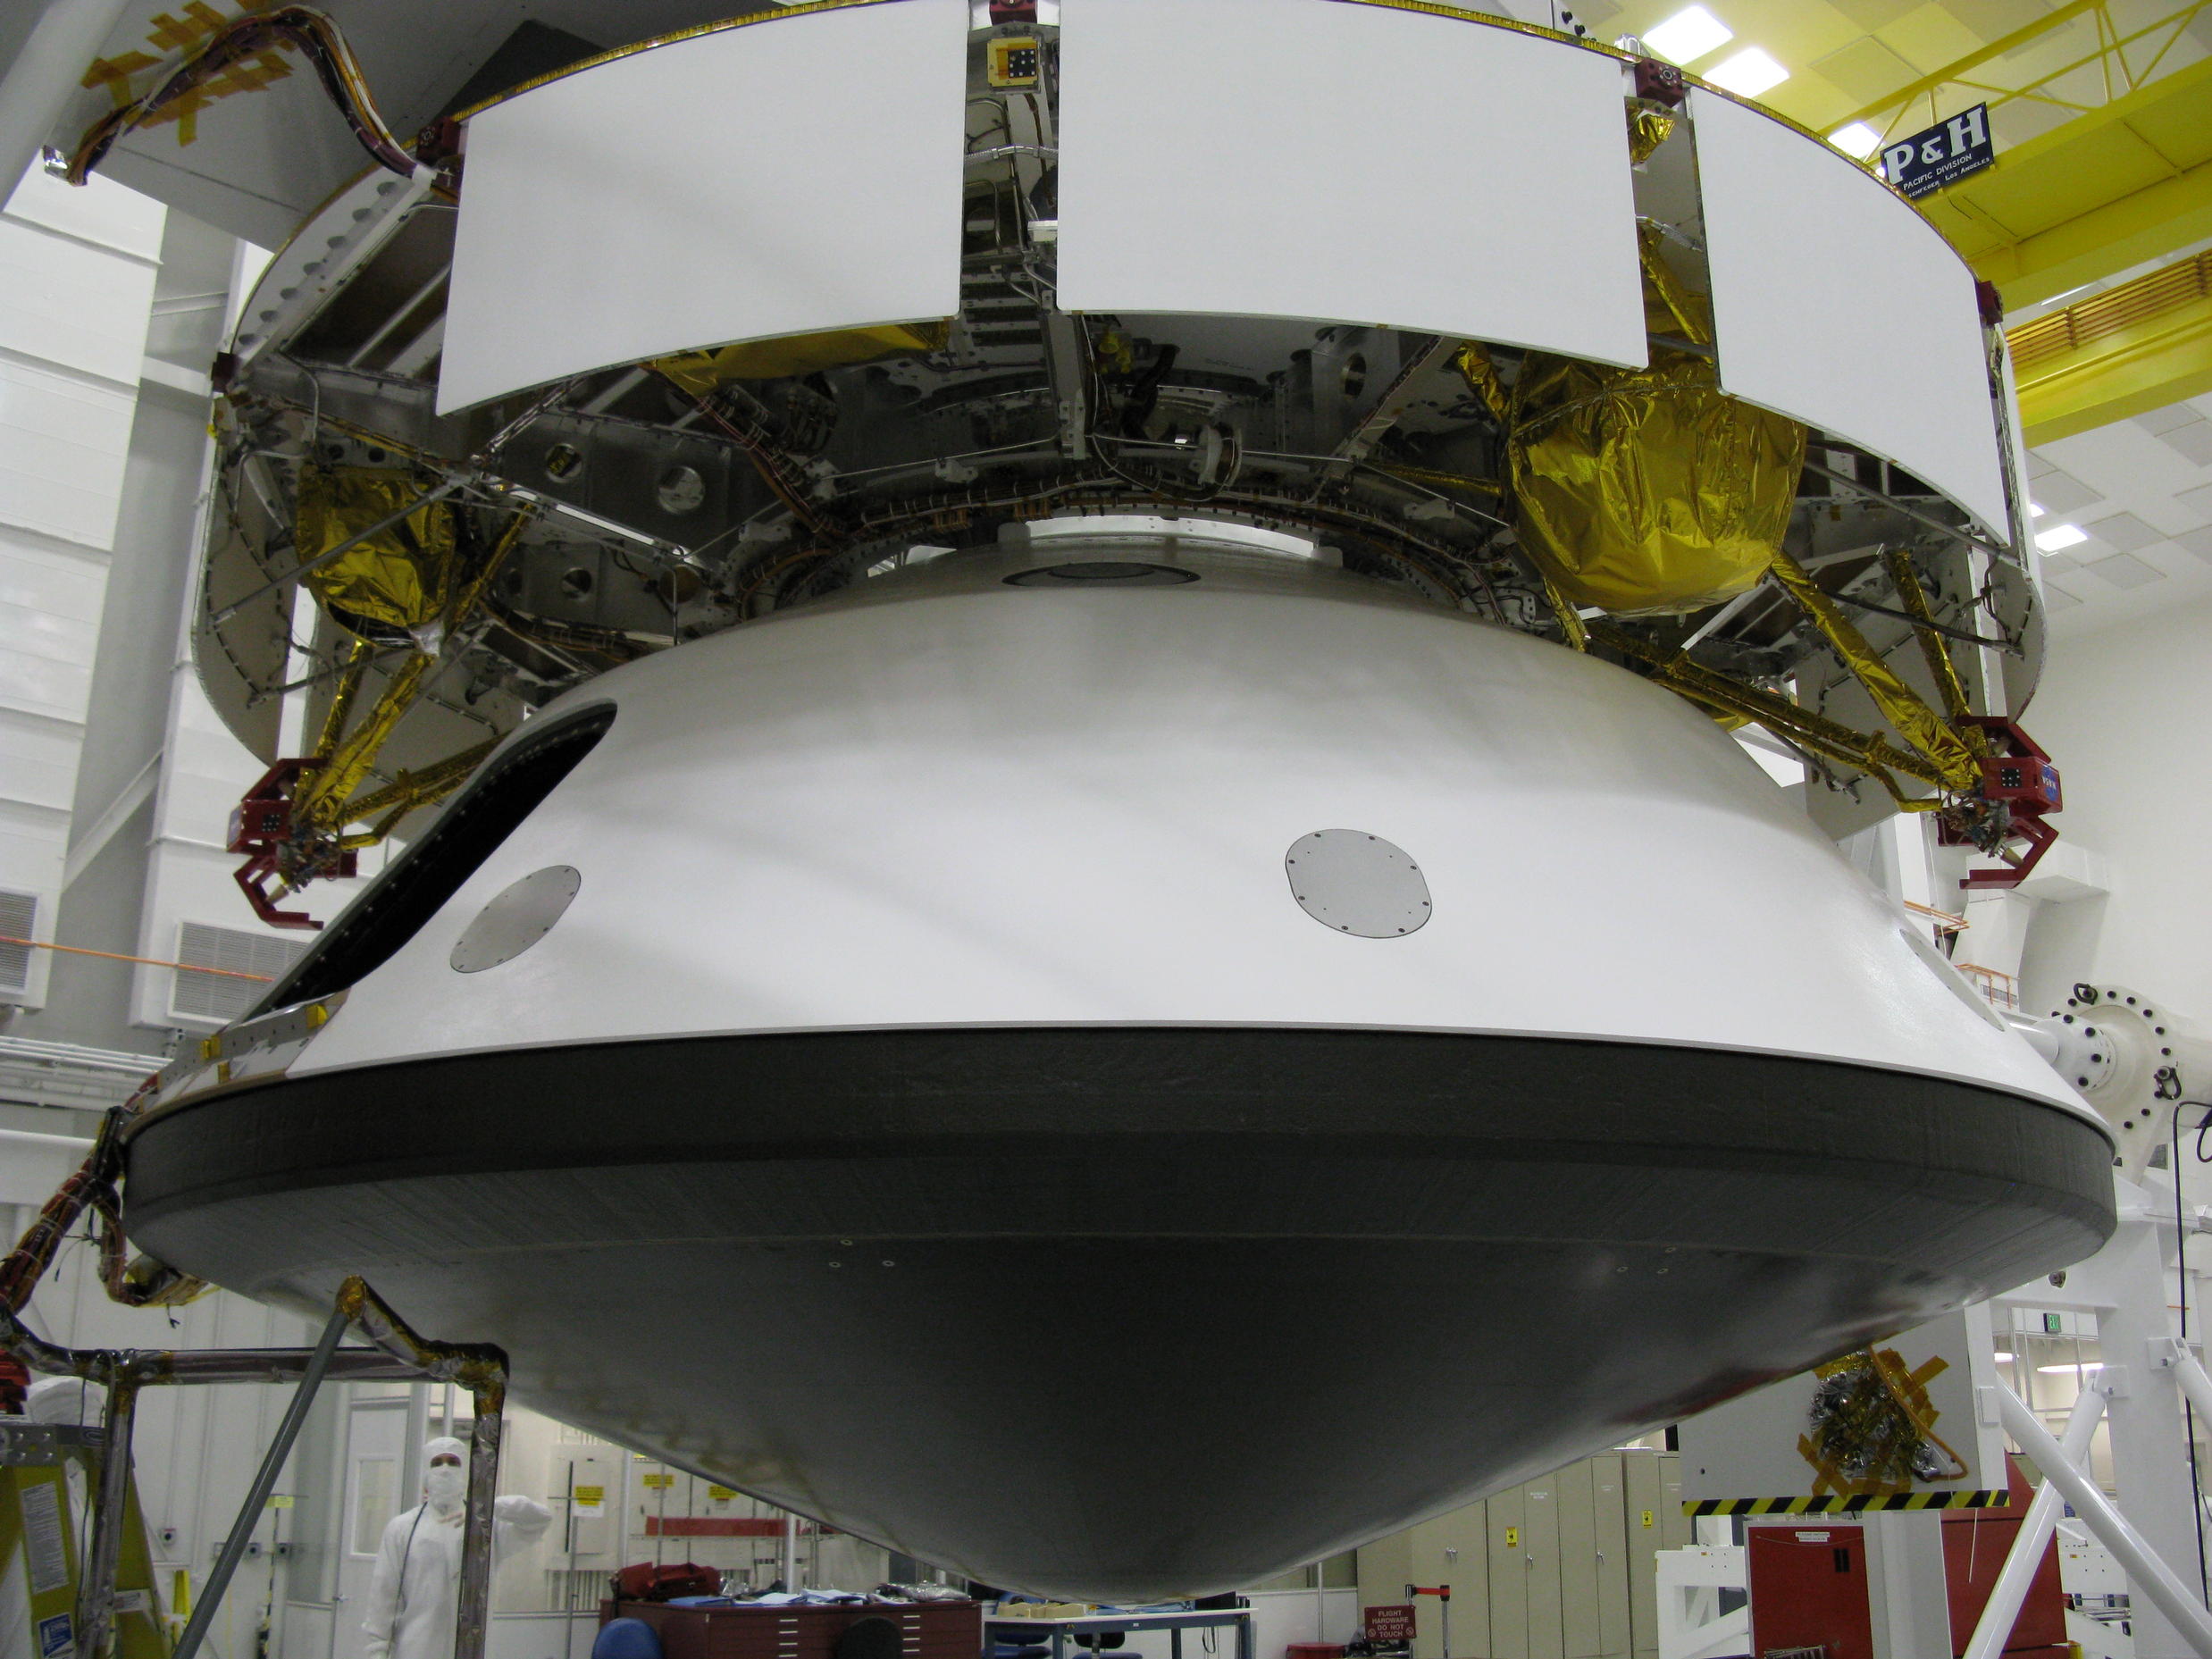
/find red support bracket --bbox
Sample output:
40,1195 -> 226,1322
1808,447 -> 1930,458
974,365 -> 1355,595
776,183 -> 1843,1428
228,759 -> 353,929
1938,717 -> 2063,889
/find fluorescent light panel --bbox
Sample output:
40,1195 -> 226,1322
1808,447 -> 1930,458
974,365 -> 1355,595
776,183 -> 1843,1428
2037,1361 -> 2104,1373
1644,4 -> 1733,63
2036,524 -> 2088,551
1828,121 -> 1882,158
1705,46 -> 1789,96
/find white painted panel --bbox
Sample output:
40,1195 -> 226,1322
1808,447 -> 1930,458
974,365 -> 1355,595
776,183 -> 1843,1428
0,535 -> 105,724
1055,0 -> 1647,368
297,549 -> 2083,1121
2,164 -> 165,264
0,712 -> 81,814
0,361 -> 138,549
0,214 -> 158,386
0,804 -> 68,898
1689,89 -> 2007,533
439,0 -> 969,414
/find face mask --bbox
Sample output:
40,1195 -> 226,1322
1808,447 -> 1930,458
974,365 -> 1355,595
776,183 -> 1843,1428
425,1466 -> 465,1508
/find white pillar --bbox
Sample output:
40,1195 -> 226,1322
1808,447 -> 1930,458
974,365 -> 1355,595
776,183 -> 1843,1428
1862,1511 -> 1953,1659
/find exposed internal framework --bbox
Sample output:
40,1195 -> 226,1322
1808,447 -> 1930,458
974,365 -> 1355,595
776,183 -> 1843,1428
162,4 -> 2057,925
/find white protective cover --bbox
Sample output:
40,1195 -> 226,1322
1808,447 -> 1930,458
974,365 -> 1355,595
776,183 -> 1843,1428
1689,89 -> 2007,534
437,0 -> 968,415
294,548 -> 2087,1127
1053,0 -> 1650,370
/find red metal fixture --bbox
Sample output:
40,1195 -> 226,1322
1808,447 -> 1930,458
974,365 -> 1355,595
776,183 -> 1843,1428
229,759 -> 353,929
1939,718 -> 2062,889
1633,58 -> 1688,105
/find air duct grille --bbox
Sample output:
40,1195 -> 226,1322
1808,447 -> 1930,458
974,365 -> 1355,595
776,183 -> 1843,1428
172,922 -> 307,1025
0,891 -> 38,999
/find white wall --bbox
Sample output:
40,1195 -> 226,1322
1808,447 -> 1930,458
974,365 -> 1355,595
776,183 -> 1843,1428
0,165 -> 162,1011
2016,597 -> 2212,1025
0,161 -> 367,1049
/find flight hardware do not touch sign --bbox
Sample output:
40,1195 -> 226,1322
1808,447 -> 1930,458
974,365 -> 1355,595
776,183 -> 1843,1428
1881,105 -> 1996,200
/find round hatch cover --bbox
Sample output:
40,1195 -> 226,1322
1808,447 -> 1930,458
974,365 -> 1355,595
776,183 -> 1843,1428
451,866 -> 582,973
1284,830 -> 1430,937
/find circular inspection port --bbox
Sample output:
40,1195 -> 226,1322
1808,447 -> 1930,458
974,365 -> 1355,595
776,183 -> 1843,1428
1284,830 -> 1431,937
450,866 -> 582,973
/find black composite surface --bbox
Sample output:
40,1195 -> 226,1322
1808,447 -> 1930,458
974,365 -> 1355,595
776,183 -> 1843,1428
123,1025 -> 2114,1599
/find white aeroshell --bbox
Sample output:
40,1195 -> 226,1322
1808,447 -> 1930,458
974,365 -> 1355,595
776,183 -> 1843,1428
295,545 -> 2087,1121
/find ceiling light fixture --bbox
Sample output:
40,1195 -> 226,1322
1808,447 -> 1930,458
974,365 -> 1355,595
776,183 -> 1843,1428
2036,524 -> 2089,551
1705,46 -> 1789,96
1993,1351 -> 2015,1362
2029,501 -> 2046,515
1643,4 -> 1733,63
1828,121 -> 1882,158
2037,1360 -> 2104,1373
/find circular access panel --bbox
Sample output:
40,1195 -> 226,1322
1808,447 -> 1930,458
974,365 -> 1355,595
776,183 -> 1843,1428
1285,830 -> 1431,937
450,866 -> 582,973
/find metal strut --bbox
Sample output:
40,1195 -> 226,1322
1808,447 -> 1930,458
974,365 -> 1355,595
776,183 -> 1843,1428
0,1275 -> 507,1659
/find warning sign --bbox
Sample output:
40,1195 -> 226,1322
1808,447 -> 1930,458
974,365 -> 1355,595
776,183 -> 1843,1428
573,1486 -> 606,1517
1363,1605 -> 1414,1645
641,1474 -> 674,1490
707,1486 -> 736,1502
21,1482 -> 69,1596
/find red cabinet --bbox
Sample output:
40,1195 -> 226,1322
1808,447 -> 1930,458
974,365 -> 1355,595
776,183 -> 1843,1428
1748,1526 -> 1875,1659
602,1600 -> 982,1659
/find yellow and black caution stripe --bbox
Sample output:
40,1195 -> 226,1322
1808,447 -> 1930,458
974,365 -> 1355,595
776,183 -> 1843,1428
1685,1490 -> 2011,1516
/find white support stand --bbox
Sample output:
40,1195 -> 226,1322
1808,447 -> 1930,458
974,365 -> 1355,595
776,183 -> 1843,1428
1655,1546 -> 1748,1659
1996,1381 -> 2212,1655
2002,1170 -> 2212,1658
1963,1381 -> 2110,1659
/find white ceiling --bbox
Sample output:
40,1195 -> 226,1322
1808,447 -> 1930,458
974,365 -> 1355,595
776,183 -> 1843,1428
2028,390 -> 2212,638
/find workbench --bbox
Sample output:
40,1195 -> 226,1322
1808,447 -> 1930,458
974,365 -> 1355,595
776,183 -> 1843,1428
985,1606 -> 1254,1659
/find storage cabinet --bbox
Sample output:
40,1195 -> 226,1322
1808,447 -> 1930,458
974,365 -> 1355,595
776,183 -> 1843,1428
1357,1449 -> 1678,1659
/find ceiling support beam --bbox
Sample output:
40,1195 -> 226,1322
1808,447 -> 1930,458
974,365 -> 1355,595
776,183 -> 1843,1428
1917,54 -> 2212,309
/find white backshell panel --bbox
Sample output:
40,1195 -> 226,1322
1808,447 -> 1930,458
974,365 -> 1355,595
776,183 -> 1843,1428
437,0 -> 968,415
1053,0 -> 1649,369
293,547 -> 2088,1128
1689,89 -> 2007,534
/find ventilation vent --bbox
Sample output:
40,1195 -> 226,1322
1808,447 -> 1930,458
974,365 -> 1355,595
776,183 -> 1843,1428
172,922 -> 310,1025
0,890 -> 38,999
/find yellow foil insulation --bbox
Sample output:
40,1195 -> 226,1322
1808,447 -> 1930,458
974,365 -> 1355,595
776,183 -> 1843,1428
1465,216 -> 1806,618
1482,344 -> 1806,616
653,321 -> 952,390
294,466 -> 457,633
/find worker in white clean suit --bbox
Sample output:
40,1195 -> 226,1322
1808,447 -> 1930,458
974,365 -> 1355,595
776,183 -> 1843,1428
362,1437 -> 552,1659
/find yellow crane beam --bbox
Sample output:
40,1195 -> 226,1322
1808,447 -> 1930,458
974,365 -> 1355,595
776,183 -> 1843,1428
2007,250 -> 2212,443
1926,53 -> 2212,310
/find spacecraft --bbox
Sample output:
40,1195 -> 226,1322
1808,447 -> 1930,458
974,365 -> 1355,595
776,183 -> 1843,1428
13,0 -> 2113,1599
